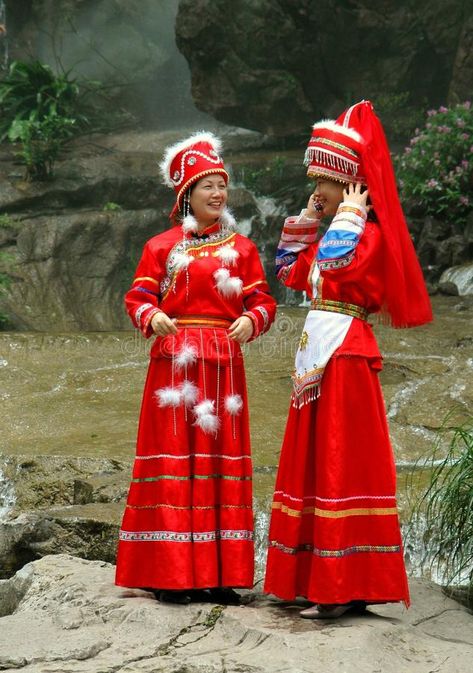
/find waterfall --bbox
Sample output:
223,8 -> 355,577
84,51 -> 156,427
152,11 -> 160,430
0,466 -> 15,520
0,0 -> 7,72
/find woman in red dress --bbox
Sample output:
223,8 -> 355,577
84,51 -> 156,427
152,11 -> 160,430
264,101 -> 432,618
116,132 -> 276,604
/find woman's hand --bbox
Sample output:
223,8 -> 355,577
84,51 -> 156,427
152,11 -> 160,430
343,182 -> 370,211
228,315 -> 254,343
303,193 -> 323,220
150,311 -> 178,336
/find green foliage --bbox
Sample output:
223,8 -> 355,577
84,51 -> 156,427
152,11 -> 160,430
103,202 -> 123,212
0,214 -> 15,229
237,156 -> 289,196
411,419 -> 473,604
8,112 -> 76,180
396,102 -> 473,224
0,60 -> 83,139
374,92 -> 427,143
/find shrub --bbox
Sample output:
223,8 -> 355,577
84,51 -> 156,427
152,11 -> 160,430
410,419 -> 473,605
8,112 -> 76,180
396,102 -> 473,224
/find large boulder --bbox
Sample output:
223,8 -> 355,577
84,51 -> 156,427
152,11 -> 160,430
176,0 -> 472,138
0,554 -> 472,672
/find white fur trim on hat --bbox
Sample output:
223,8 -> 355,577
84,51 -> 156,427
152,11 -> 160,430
159,131 -> 223,187
311,120 -> 363,145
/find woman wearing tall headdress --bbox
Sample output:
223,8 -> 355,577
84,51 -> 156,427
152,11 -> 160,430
115,132 -> 276,604
264,101 -> 432,618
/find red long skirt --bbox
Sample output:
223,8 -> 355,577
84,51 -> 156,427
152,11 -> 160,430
115,344 -> 254,590
264,354 -> 410,606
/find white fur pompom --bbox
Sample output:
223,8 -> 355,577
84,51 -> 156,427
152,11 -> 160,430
173,252 -> 193,271
180,380 -> 199,406
182,214 -> 199,234
216,244 -> 239,266
154,386 -> 182,407
175,343 -> 198,369
220,207 -> 236,231
214,267 -> 243,297
193,399 -> 220,434
224,394 -> 243,415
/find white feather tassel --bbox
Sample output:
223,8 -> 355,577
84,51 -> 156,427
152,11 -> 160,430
175,343 -> 198,369
220,207 -> 236,231
173,252 -> 193,271
193,399 -> 220,434
180,380 -> 199,406
225,394 -> 243,415
182,215 -> 199,234
214,268 -> 243,297
216,244 -> 239,266
155,387 -> 182,407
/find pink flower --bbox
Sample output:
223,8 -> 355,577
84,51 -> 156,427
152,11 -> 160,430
439,106 -> 448,113
461,133 -> 470,141
434,159 -> 440,166
463,101 -> 471,110
460,195 -> 470,206
404,147 -> 412,154
461,160 -> 469,169
427,109 -> 437,117
456,118 -> 466,128
427,179 -> 439,188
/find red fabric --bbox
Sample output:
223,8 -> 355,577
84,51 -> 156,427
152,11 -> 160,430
337,101 -> 432,328
116,349 -> 254,590
264,352 -> 410,606
116,221 -> 277,590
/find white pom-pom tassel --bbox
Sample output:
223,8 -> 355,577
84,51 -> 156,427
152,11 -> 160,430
214,267 -> 243,297
180,380 -> 199,406
175,343 -> 198,369
216,244 -> 239,266
220,207 -> 236,231
225,394 -> 243,415
193,399 -> 220,434
173,252 -> 193,271
155,387 -> 182,407
182,215 -> 199,234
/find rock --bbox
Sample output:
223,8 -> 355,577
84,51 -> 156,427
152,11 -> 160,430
439,263 -> 473,296
0,456 -> 130,579
176,0 -> 472,138
0,554 -> 472,672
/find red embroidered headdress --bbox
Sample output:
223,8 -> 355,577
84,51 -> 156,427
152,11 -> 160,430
306,101 -> 432,328
159,131 -> 229,219
305,120 -> 366,183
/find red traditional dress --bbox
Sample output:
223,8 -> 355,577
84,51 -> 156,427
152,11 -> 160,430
264,204 -> 411,606
116,213 -> 276,590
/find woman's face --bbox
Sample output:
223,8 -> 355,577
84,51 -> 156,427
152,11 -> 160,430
189,174 -> 228,227
313,178 -> 346,217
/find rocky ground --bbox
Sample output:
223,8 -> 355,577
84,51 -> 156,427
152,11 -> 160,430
0,555 -> 471,673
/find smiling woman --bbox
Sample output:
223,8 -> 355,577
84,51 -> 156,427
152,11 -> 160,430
114,131 -> 277,605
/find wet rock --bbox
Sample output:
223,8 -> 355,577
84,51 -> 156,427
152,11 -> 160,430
0,456 -> 130,578
0,554 -> 472,673
439,263 -> 473,296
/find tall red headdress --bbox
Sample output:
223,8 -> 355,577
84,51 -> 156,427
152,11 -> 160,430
159,131 -> 229,219
335,101 -> 432,327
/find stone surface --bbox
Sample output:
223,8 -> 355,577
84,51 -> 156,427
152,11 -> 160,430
0,555 -> 472,672
0,456 -> 130,579
176,0 -> 472,138
439,263 -> 473,296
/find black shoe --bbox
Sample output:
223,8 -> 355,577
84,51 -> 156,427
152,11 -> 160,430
156,590 -> 192,605
207,587 -> 241,605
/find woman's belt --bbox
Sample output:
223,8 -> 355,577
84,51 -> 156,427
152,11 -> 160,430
310,299 -> 368,321
172,315 -> 233,328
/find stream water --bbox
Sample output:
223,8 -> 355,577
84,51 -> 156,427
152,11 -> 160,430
1,295 -> 472,581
